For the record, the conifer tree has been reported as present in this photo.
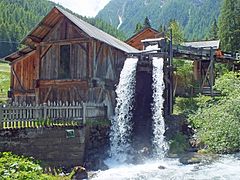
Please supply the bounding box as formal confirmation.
[168,19,184,44]
[207,19,219,40]
[218,0,240,52]
[143,16,151,28]
[134,22,143,33]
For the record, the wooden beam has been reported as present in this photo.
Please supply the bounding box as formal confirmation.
[43,86,53,103]
[40,38,91,45]
[35,45,41,104]
[27,35,42,43]
[39,23,53,31]
[209,47,215,97]
[12,67,26,92]
[10,50,36,65]
[76,43,87,52]
[13,91,35,96]
[40,44,52,59]
[38,79,88,87]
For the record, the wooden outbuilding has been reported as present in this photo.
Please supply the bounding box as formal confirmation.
[4,7,138,117]
[126,27,162,50]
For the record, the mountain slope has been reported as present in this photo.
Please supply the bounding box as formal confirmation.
[96,0,223,40]
[0,0,126,58]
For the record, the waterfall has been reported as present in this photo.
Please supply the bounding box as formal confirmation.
[152,57,168,158]
[109,57,138,163]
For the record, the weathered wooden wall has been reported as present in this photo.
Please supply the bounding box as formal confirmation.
[11,52,37,103]
[8,18,126,117]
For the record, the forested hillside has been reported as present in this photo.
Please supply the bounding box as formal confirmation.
[97,0,223,40]
[0,0,126,58]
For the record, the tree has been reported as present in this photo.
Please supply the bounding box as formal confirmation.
[218,0,240,52]
[158,24,164,32]
[143,16,151,28]
[207,19,219,40]
[134,22,143,33]
[168,19,184,45]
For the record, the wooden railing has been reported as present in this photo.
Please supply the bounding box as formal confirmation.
[0,101,107,129]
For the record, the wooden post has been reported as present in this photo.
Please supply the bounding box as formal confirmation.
[169,29,173,115]
[35,45,41,104]
[104,105,108,119]
[210,47,214,97]
[0,105,3,129]
[82,102,86,125]
[43,103,47,120]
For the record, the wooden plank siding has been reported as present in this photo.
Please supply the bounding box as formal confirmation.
[9,13,127,117]
[11,52,37,103]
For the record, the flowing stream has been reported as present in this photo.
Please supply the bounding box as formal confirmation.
[92,154,240,180]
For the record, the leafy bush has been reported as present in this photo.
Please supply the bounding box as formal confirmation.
[0,152,69,180]
[169,132,190,155]
[173,96,212,116]
[189,72,240,153]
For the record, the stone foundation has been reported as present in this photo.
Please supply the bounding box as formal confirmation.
[0,124,110,171]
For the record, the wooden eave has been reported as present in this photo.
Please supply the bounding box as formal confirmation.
[126,27,160,43]
[4,47,35,63]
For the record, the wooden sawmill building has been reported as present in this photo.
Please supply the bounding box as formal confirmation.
[4,7,138,117]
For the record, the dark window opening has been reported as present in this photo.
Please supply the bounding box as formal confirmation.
[59,45,70,79]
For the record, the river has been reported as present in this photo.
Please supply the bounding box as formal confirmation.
[92,153,240,180]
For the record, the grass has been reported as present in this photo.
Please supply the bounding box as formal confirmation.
[0,62,10,103]
[0,62,10,72]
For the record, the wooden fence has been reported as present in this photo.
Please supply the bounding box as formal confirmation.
[0,101,107,129]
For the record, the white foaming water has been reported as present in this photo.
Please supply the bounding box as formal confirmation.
[92,154,240,180]
[108,57,138,163]
[152,57,168,157]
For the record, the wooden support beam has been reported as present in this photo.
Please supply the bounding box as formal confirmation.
[27,35,42,43]
[38,79,88,87]
[76,43,87,52]
[39,23,53,31]
[35,45,41,104]
[40,38,90,45]
[13,91,35,96]
[43,87,53,103]
[88,40,94,78]
[209,47,215,97]
[10,50,36,65]
[40,44,52,59]
[12,67,26,92]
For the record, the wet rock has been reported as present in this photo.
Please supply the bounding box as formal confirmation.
[179,152,219,165]
[71,166,88,180]
[158,165,166,169]
[179,153,202,165]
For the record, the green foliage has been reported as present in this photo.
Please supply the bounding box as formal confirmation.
[169,132,190,154]
[214,71,240,95]
[134,22,143,33]
[168,20,184,44]
[189,72,240,153]
[0,152,59,180]
[173,96,212,116]
[97,0,223,40]
[218,0,240,52]
[173,59,193,96]
[207,19,219,40]
[0,0,126,58]
[0,62,10,103]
